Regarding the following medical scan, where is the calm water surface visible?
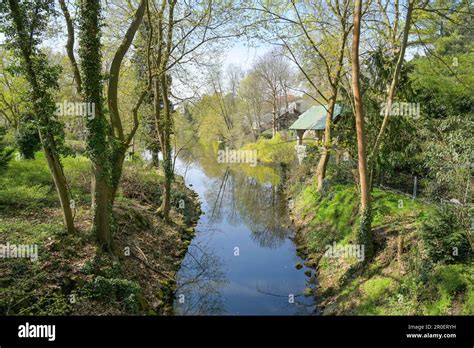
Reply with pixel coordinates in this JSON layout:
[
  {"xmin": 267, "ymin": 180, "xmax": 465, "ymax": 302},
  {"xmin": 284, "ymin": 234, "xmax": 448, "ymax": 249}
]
[{"xmin": 173, "ymin": 157, "xmax": 316, "ymax": 315}]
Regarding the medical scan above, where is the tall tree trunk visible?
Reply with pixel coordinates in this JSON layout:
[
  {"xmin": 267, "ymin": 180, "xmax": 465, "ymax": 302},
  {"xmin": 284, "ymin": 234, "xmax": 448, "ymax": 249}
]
[
  {"xmin": 369, "ymin": 0, "xmax": 415, "ymax": 187},
  {"xmin": 78, "ymin": 0, "xmax": 111, "ymax": 250},
  {"xmin": 314, "ymin": 29, "xmax": 348, "ymax": 193},
  {"xmin": 316, "ymin": 95, "xmax": 336, "ymax": 192},
  {"xmin": 160, "ymin": 73, "xmax": 173, "ymax": 222},
  {"xmin": 42, "ymin": 145, "xmax": 75, "ymax": 234},
  {"xmin": 8, "ymin": 0, "xmax": 74, "ymax": 234},
  {"xmin": 58, "ymin": 0, "xmax": 82, "ymax": 94},
  {"xmin": 62, "ymin": 0, "xmax": 146, "ymax": 213},
  {"xmin": 352, "ymin": 0, "xmax": 373, "ymax": 260},
  {"xmin": 92, "ymin": 163, "xmax": 111, "ymax": 249}
]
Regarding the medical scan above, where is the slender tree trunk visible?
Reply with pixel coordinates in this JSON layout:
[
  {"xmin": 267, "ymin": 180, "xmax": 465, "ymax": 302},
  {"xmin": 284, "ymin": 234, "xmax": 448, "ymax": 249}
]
[
  {"xmin": 314, "ymin": 29, "xmax": 348, "ymax": 193},
  {"xmin": 160, "ymin": 74, "xmax": 173, "ymax": 222},
  {"xmin": 316, "ymin": 95, "xmax": 336, "ymax": 192},
  {"xmin": 352, "ymin": 0, "xmax": 373, "ymax": 260},
  {"xmin": 42, "ymin": 139, "xmax": 75, "ymax": 233},
  {"xmin": 109, "ymin": 151, "xmax": 126, "ymax": 206},
  {"xmin": 272, "ymin": 107, "xmax": 277, "ymax": 137},
  {"xmin": 369, "ymin": 0, "xmax": 415, "ymax": 187},
  {"xmin": 8, "ymin": 0, "xmax": 74, "ymax": 234},
  {"xmin": 78, "ymin": 0, "xmax": 112, "ymax": 250},
  {"xmin": 58, "ymin": 0, "xmax": 82, "ymax": 94}
]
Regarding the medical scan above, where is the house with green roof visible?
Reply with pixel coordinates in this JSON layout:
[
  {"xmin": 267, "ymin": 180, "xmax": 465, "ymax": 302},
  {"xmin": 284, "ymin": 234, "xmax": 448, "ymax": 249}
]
[{"xmin": 289, "ymin": 104, "xmax": 344, "ymax": 145}]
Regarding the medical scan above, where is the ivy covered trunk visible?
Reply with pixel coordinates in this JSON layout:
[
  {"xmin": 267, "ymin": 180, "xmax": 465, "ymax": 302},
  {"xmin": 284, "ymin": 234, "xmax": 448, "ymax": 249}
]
[
  {"xmin": 91, "ymin": 163, "xmax": 112, "ymax": 249},
  {"xmin": 160, "ymin": 74, "xmax": 173, "ymax": 222},
  {"xmin": 352, "ymin": 0, "xmax": 373, "ymax": 261},
  {"xmin": 152, "ymin": 75, "xmax": 173, "ymax": 222},
  {"xmin": 78, "ymin": 0, "xmax": 112, "ymax": 250},
  {"xmin": 7, "ymin": 0, "xmax": 75, "ymax": 234}
]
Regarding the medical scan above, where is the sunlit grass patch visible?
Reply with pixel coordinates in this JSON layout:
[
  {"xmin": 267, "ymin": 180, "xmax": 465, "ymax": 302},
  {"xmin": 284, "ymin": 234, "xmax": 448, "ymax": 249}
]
[{"xmin": 423, "ymin": 264, "xmax": 473, "ymax": 315}]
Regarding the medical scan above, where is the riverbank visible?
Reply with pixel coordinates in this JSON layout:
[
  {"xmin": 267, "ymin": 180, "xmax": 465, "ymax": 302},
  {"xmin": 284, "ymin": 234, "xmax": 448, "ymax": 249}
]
[
  {"xmin": 288, "ymin": 179, "xmax": 473, "ymax": 315},
  {"xmin": 0, "ymin": 152, "xmax": 201, "ymax": 315}
]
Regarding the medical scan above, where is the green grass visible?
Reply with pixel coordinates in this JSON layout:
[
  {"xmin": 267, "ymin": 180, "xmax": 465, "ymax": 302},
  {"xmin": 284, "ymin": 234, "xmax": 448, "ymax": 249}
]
[
  {"xmin": 295, "ymin": 183, "xmax": 433, "ymax": 250},
  {"xmin": 0, "ymin": 219, "xmax": 63, "ymax": 245},
  {"xmin": 423, "ymin": 264, "xmax": 473, "ymax": 315},
  {"xmin": 355, "ymin": 277, "xmax": 397, "ymax": 315},
  {"xmin": 293, "ymin": 179, "xmax": 473, "ymax": 315},
  {"xmin": 0, "ymin": 150, "xmax": 198, "ymax": 316},
  {"xmin": 362, "ymin": 276, "xmax": 396, "ymax": 300},
  {"xmin": 0, "ymin": 152, "xmax": 94, "ymax": 211}
]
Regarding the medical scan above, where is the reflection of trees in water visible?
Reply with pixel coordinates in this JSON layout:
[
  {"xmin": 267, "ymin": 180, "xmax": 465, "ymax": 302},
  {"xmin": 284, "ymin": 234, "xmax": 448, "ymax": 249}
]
[
  {"xmin": 205, "ymin": 167, "xmax": 240, "ymax": 226},
  {"xmin": 256, "ymin": 285, "xmax": 317, "ymax": 315},
  {"xmin": 174, "ymin": 236, "xmax": 227, "ymax": 315},
  {"xmin": 235, "ymin": 172, "xmax": 291, "ymax": 249},
  {"xmin": 203, "ymin": 164, "xmax": 291, "ymax": 249}
]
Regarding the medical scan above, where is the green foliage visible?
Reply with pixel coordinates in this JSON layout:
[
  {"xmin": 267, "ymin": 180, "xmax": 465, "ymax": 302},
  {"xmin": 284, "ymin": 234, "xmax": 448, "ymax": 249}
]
[
  {"xmin": 17, "ymin": 293, "xmax": 72, "ymax": 315},
  {"xmin": 15, "ymin": 113, "xmax": 41, "ymax": 159},
  {"xmin": 0, "ymin": 126, "xmax": 14, "ymax": 172},
  {"xmin": 0, "ymin": 152, "xmax": 57, "ymax": 210},
  {"xmin": 423, "ymin": 264, "xmax": 473, "ymax": 315},
  {"xmin": 420, "ymin": 206, "xmax": 472, "ymax": 264},
  {"xmin": 80, "ymin": 276, "xmax": 142, "ymax": 313},
  {"xmin": 241, "ymin": 133, "xmax": 296, "ymax": 164},
  {"xmin": 0, "ymin": 184, "xmax": 53, "ymax": 211},
  {"xmin": 62, "ymin": 155, "xmax": 92, "ymax": 199},
  {"xmin": 362, "ymin": 276, "xmax": 396, "ymax": 301},
  {"xmin": 422, "ymin": 116, "xmax": 473, "ymax": 201},
  {"xmin": 295, "ymin": 184, "xmax": 358, "ymax": 253}
]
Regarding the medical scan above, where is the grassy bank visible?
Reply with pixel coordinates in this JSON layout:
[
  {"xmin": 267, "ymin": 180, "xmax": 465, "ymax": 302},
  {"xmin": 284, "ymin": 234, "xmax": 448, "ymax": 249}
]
[
  {"xmin": 289, "ymin": 181, "xmax": 473, "ymax": 315},
  {"xmin": 0, "ymin": 152, "xmax": 201, "ymax": 315}
]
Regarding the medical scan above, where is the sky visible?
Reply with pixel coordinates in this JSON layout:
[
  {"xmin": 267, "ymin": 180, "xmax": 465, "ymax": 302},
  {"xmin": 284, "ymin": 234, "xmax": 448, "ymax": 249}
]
[{"xmin": 223, "ymin": 41, "xmax": 272, "ymax": 72}]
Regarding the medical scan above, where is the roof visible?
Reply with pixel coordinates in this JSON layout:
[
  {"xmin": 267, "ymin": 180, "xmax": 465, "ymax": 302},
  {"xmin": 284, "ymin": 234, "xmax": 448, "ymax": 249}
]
[{"xmin": 289, "ymin": 104, "xmax": 343, "ymax": 131}]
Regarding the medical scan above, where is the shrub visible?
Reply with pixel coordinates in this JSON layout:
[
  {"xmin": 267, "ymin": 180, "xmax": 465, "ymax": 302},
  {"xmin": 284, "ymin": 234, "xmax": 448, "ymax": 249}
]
[
  {"xmin": 80, "ymin": 276, "xmax": 142, "ymax": 313},
  {"xmin": 0, "ymin": 184, "xmax": 53, "ymax": 210},
  {"xmin": 420, "ymin": 206, "xmax": 472, "ymax": 264},
  {"xmin": 0, "ymin": 126, "xmax": 14, "ymax": 172},
  {"xmin": 15, "ymin": 113, "xmax": 41, "ymax": 159},
  {"xmin": 241, "ymin": 133, "xmax": 296, "ymax": 164}
]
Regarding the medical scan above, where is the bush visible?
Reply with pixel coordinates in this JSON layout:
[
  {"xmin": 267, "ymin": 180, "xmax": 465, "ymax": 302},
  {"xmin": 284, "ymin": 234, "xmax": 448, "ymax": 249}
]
[
  {"xmin": 0, "ymin": 184, "xmax": 53, "ymax": 210},
  {"xmin": 0, "ymin": 126, "xmax": 14, "ymax": 172},
  {"xmin": 420, "ymin": 206, "xmax": 472, "ymax": 264},
  {"xmin": 80, "ymin": 276, "xmax": 142, "ymax": 313},
  {"xmin": 121, "ymin": 165, "xmax": 164, "ymax": 204},
  {"xmin": 241, "ymin": 132, "xmax": 296, "ymax": 164},
  {"xmin": 15, "ymin": 113, "xmax": 41, "ymax": 159}
]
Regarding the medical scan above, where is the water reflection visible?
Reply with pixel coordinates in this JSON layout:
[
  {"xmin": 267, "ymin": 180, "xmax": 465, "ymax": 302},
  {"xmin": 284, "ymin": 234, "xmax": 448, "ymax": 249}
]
[
  {"xmin": 173, "ymin": 147, "xmax": 316, "ymax": 315},
  {"xmin": 174, "ymin": 236, "xmax": 227, "ymax": 315},
  {"xmin": 201, "ymin": 163, "xmax": 292, "ymax": 248}
]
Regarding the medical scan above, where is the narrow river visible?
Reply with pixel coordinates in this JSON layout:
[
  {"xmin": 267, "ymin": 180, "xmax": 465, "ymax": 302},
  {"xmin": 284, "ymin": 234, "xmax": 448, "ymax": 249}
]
[{"xmin": 173, "ymin": 157, "xmax": 316, "ymax": 315}]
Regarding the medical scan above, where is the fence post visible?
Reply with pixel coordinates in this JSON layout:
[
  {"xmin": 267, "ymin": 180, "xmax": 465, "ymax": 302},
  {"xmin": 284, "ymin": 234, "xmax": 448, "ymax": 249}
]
[{"xmin": 412, "ymin": 176, "xmax": 417, "ymax": 200}]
